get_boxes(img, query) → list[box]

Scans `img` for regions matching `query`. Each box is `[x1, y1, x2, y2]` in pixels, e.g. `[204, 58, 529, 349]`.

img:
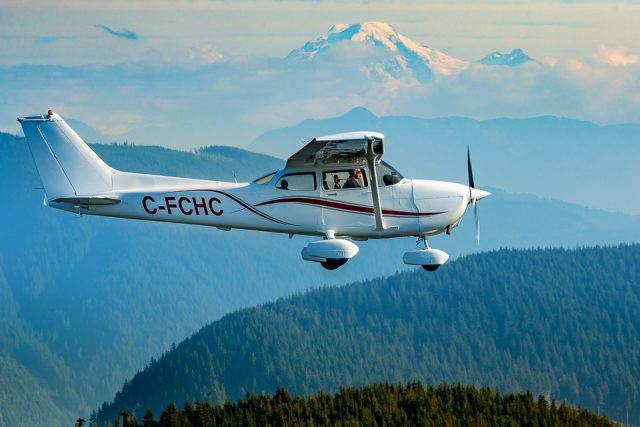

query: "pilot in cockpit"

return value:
[343, 170, 361, 188]
[354, 168, 365, 187]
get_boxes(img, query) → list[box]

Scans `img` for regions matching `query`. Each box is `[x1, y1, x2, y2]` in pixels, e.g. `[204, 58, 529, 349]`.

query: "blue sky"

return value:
[1, 1, 639, 65]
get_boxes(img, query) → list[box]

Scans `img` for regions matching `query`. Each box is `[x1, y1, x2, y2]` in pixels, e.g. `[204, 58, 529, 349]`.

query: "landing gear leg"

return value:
[416, 235, 430, 250]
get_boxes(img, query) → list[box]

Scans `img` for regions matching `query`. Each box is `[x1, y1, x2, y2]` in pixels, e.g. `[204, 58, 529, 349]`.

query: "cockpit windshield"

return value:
[253, 171, 277, 185]
[376, 161, 404, 186]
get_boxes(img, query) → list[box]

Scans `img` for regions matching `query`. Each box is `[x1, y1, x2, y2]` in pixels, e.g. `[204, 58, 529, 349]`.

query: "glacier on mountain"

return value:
[286, 22, 468, 82]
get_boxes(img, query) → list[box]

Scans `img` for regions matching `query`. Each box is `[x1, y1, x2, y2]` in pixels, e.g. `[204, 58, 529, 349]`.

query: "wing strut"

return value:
[366, 138, 386, 231]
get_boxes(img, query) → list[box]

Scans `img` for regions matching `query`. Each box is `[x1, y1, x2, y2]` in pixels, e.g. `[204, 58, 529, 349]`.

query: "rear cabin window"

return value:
[254, 171, 277, 185]
[322, 168, 368, 190]
[275, 173, 316, 191]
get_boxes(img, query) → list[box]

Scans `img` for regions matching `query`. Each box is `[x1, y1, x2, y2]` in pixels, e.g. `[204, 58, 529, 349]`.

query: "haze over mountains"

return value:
[2, 21, 639, 148]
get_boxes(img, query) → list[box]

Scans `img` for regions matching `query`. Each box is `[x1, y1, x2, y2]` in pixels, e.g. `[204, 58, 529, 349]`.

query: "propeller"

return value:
[467, 146, 480, 244]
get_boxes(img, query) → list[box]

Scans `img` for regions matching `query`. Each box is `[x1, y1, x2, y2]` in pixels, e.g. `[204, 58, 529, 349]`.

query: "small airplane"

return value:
[18, 110, 490, 271]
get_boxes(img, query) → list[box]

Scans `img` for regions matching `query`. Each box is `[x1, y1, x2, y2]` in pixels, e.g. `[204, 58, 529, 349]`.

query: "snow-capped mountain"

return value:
[286, 22, 468, 82]
[477, 48, 533, 66]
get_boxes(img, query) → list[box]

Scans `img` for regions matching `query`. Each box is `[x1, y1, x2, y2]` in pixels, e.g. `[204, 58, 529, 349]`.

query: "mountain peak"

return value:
[343, 106, 377, 120]
[291, 22, 403, 60]
[286, 22, 468, 80]
[477, 48, 533, 66]
[329, 22, 396, 38]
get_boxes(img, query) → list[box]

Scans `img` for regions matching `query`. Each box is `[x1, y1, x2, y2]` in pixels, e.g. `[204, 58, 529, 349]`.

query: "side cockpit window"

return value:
[276, 173, 316, 191]
[322, 168, 368, 190]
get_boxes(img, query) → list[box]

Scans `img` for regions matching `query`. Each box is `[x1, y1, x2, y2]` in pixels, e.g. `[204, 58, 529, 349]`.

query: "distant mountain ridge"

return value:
[249, 107, 640, 215]
[477, 48, 533, 66]
[96, 245, 640, 424]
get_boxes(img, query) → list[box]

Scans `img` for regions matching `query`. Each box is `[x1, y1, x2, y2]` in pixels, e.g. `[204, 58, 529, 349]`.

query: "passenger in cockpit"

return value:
[322, 177, 330, 190]
[333, 174, 342, 189]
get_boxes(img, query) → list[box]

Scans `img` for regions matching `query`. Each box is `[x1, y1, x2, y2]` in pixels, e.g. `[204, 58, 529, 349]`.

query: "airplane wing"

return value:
[285, 131, 384, 168]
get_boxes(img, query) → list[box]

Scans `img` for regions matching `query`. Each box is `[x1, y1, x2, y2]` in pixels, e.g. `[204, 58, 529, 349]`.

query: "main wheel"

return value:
[422, 264, 441, 272]
[320, 258, 348, 270]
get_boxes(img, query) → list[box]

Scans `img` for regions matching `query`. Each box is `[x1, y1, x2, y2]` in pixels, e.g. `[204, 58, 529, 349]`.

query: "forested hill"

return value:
[97, 245, 640, 424]
[127, 383, 615, 426]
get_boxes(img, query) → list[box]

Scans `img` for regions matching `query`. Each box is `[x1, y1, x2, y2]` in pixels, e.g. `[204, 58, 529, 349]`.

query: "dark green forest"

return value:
[111, 383, 615, 427]
[97, 245, 640, 424]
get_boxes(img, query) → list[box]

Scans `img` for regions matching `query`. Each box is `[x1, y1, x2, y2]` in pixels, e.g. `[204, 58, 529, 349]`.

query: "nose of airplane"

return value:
[470, 188, 491, 202]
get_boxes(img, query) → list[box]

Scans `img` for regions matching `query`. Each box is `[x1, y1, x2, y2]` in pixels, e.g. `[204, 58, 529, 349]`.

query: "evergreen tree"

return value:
[142, 409, 157, 427]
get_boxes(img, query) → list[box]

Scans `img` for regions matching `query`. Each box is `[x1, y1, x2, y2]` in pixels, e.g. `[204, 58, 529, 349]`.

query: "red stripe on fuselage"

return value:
[255, 197, 444, 217]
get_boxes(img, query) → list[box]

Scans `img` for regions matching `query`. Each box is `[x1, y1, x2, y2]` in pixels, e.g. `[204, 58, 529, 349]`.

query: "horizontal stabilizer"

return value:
[51, 196, 121, 206]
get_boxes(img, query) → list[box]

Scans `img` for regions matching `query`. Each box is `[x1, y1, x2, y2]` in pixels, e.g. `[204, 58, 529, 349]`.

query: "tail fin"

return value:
[17, 111, 115, 200]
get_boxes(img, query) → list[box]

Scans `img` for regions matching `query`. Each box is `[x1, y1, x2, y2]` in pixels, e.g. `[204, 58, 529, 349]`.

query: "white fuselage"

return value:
[50, 168, 471, 240]
[18, 112, 490, 270]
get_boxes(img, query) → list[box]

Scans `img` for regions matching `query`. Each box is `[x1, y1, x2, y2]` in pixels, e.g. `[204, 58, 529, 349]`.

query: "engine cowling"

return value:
[403, 248, 449, 271]
[301, 239, 359, 270]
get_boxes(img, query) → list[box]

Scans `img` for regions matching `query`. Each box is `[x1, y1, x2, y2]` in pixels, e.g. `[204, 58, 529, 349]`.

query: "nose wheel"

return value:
[417, 237, 440, 271]
[403, 235, 449, 271]
[320, 259, 349, 270]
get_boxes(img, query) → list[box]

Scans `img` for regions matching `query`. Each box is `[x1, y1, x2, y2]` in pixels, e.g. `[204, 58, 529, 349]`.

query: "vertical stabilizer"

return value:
[17, 112, 115, 200]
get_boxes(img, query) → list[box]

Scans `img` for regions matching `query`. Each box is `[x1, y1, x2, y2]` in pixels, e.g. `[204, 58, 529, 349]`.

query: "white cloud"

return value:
[188, 45, 225, 64]
[593, 46, 639, 67]
[3, 43, 640, 152]
[98, 111, 143, 136]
